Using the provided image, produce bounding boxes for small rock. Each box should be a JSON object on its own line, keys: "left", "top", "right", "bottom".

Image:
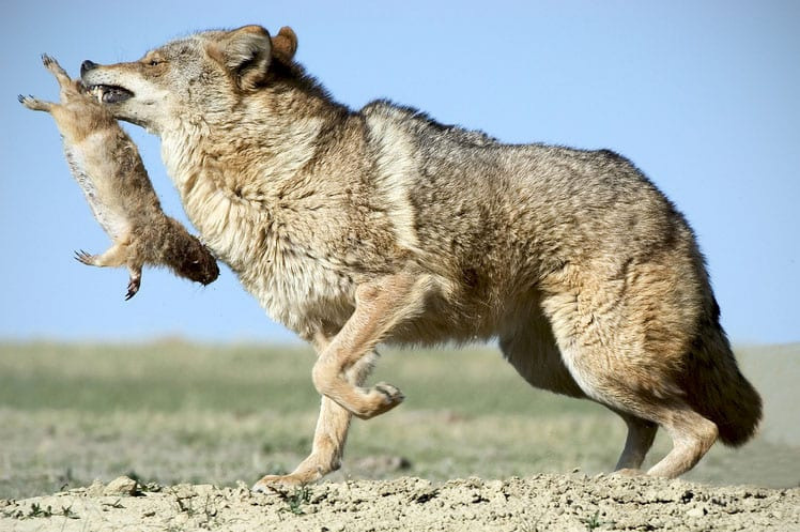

{"left": 193, "top": 484, "right": 215, "bottom": 497}
{"left": 486, "top": 480, "right": 504, "bottom": 491}
{"left": 171, "top": 485, "right": 197, "bottom": 499}
{"left": 686, "top": 507, "right": 706, "bottom": 518}
{"left": 104, "top": 476, "right": 139, "bottom": 496}
{"left": 87, "top": 479, "right": 106, "bottom": 496}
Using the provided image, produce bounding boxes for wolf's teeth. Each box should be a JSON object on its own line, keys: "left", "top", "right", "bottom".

{"left": 88, "top": 86, "right": 104, "bottom": 102}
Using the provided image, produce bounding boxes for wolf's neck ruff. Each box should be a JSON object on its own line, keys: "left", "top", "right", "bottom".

{"left": 158, "top": 103, "right": 386, "bottom": 338}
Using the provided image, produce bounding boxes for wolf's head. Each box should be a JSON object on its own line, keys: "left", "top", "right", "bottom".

{"left": 81, "top": 25, "right": 300, "bottom": 135}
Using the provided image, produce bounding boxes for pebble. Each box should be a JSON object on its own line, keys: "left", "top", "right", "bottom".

{"left": 686, "top": 507, "right": 706, "bottom": 518}
{"left": 104, "top": 476, "right": 139, "bottom": 496}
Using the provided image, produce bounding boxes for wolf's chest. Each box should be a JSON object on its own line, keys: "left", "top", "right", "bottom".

{"left": 241, "top": 248, "right": 357, "bottom": 337}
{"left": 181, "top": 185, "right": 357, "bottom": 336}
{"left": 229, "top": 228, "right": 357, "bottom": 337}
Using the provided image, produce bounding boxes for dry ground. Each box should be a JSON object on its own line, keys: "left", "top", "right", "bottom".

{"left": 2, "top": 474, "right": 799, "bottom": 531}
{"left": 0, "top": 342, "right": 798, "bottom": 530}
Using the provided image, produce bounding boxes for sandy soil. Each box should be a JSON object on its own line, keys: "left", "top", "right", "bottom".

{"left": 2, "top": 474, "right": 798, "bottom": 531}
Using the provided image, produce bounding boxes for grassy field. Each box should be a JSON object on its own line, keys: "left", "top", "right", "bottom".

{"left": 1, "top": 341, "right": 798, "bottom": 500}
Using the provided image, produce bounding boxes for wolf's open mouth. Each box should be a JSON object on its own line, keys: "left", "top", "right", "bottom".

{"left": 87, "top": 84, "right": 134, "bottom": 104}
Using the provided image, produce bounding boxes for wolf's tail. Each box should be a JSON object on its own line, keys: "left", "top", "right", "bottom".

{"left": 684, "top": 299, "right": 762, "bottom": 446}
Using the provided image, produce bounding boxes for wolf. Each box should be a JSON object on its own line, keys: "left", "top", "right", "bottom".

{"left": 78, "top": 24, "right": 761, "bottom": 489}
{"left": 20, "top": 55, "right": 219, "bottom": 299}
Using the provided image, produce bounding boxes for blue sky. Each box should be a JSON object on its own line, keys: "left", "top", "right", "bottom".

{"left": 1, "top": 1, "right": 798, "bottom": 344}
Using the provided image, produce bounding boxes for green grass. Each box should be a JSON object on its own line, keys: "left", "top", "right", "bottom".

{"left": 0, "top": 342, "right": 320, "bottom": 414}
{"left": 0, "top": 341, "right": 797, "bottom": 499}
{"left": 0, "top": 341, "right": 600, "bottom": 416}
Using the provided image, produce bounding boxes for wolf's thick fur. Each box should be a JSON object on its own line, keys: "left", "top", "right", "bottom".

{"left": 20, "top": 55, "right": 219, "bottom": 299}
{"left": 79, "top": 25, "right": 761, "bottom": 487}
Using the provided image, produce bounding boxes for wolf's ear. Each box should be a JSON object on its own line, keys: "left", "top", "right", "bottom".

{"left": 271, "top": 26, "right": 298, "bottom": 62}
{"left": 207, "top": 25, "right": 272, "bottom": 91}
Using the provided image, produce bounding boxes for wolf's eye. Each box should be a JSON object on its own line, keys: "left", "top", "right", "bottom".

{"left": 147, "top": 58, "right": 164, "bottom": 67}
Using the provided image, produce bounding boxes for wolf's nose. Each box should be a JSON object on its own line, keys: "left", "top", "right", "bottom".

{"left": 80, "top": 60, "right": 98, "bottom": 77}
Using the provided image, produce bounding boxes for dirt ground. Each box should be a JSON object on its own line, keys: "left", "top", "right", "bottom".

{"left": 2, "top": 342, "right": 798, "bottom": 531}
{"left": 2, "top": 474, "right": 799, "bottom": 531}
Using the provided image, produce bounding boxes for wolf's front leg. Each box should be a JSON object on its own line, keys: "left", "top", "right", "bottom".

{"left": 253, "top": 396, "right": 354, "bottom": 491}
{"left": 312, "top": 273, "right": 434, "bottom": 419}
{"left": 252, "top": 341, "right": 378, "bottom": 492}
{"left": 252, "top": 273, "right": 435, "bottom": 492}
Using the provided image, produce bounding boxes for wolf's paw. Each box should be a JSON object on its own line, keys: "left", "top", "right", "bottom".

{"left": 251, "top": 474, "right": 307, "bottom": 494}
{"left": 613, "top": 468, "right": 645, "bottom": 477}
{"left": 355, "top": 382, "right": 404, "bottom": 420}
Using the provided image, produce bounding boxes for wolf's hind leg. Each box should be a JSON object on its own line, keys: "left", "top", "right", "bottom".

{"left": 566, "top": 347, "right": 717, "bottom": 478}
{"left": 562, "top": 338, "right": 716, "bottom": 478}
{"left": 644, "top": 409, "right": 717, "bottom": 478}
{"left": 542, "top": 288, "right": 718, "bottom": 478}
{"left": 311, "top": 273, "right": 434, "bottom": 420}
{"left": 500, "top": 317, "right": 658, "bottom": 473}
{"left": 613, "top": 411, "right": 658, "bottom": 472}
